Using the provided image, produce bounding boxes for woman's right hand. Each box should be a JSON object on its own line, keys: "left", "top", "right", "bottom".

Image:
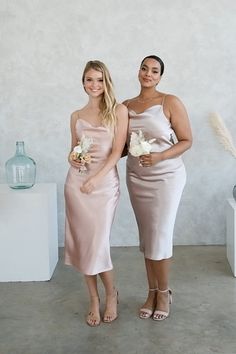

{"left": 139, "top": 152, "right": 163, "bottom": 167}
{"left": 68, "top": 154, "right": 83, "bottom": 169}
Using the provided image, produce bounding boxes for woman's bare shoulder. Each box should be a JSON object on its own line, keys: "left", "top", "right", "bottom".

{"left": 122, "top": 97, "right": 138, "bottom": 107}
{"left": 165, "top": 94, "right": 183, "bottom": 104}
{"left": 71, "top": 110, "right": 79, "bottom": 117}
{"left": 70, "top": 108, "right": 85, "bottom": 122}
{"left": 116, "top": 103, "right": 128, "bottom": 114}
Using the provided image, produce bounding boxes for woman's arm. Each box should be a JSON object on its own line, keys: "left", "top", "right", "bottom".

{"left": 67, "top": 111, "right": 83, "bottom": 169}
{"left": 80, "top": 104, "right": 129, "bottom": 194}
{"left": 163, "top": 95, "right": 192, "bottom": 158}
{"left": 140, "top": 95, "right": 192, "bottom": 167}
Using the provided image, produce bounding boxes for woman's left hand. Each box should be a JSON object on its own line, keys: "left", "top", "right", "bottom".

{"left": 80, "top": 177, "right": 98, "bottom": 194}
{"left": 139, "top": 152, "right": 162, "bottom": 167}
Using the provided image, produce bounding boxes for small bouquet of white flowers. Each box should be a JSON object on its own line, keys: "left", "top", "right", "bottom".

{"left": 129, "top": 130, "right": 156, "bottom": 157}
{"left": 70, "top": 135, "right": 93, "bottom": 174}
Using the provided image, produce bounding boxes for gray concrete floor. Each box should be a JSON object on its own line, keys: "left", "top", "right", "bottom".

{"left": 0, "top": 246, "right": 236, "bottom": 354}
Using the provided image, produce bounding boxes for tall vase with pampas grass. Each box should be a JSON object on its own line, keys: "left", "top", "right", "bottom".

{"left": 209, "top": 112, "right": 236, "bottom": 200}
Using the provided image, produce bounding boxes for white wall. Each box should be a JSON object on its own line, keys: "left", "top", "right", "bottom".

{"left": 1, "top": 0, "right": 236, "bottom": 246}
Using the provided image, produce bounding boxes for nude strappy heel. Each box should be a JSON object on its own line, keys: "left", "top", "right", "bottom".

{"left": 103, "top": 289, "right": 119, "bottom": 323}
{"left": 152, "top": 288, "right": 172, "bottom": 321}
{"left": 86, "top": 296, "right": 101, "bottom": 327}
{"left": 139, "top": 288, "right": 158, "bottom": 319}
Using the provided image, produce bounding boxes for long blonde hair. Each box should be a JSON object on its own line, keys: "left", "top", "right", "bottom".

{"left": 82, "top": 60, "right": 117, "bottom": 133}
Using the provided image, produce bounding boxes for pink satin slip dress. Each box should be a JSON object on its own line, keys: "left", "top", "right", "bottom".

{"left": 64, "top": 118, "right": 119, "bottom": 275}
{"left": 126, "top": 102, "right": 186, "bottom": 260}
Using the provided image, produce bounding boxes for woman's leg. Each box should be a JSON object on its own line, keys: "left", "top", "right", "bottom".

{"left": 139, "top": 258, "right": 158, "bottom": 318}
{"left": 151, "top": 258, "right": 172, "bottom": 320}
{"left": 84, "top": 274, "right": 101, "bottom": 326}
{"left": 99, "top": 270, "right": 118, "bottom": 323}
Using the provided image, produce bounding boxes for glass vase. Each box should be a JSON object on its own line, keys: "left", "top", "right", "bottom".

{"left": 5, "top": 141, "right": 36, "bottom": 189}
{"left": 233, "top": 185, "right": 236, "bottom": 201}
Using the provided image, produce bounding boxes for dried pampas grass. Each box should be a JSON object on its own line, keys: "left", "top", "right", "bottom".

{"left": 209, "top": 112, "right": 236, "bottom": 158}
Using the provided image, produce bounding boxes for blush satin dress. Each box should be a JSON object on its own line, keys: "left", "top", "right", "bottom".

{"left": 126, "top": 102, "right": 186, "bottom": 260}
{"left": 64, "top": 119, "right": 119, "bottom": 275}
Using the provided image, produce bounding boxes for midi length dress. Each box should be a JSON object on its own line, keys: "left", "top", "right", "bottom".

{"left": 64, "top": 119, "right": 119, "bottom": 275}
{"left": 126, "top": 104, "right": 186, "bottom": 260}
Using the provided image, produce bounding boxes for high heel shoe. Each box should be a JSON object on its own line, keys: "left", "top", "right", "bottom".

{"left": 86, "top": 296, "right": 101, "bottom": 327}
{"left": 139, "top": 288, "right": 157, "bottom": 319}
{"left": 152, "top": 288, "right": 172, "bottom": 321}
{"left": 103, "top": 289, "right": 119, "bottom": 323}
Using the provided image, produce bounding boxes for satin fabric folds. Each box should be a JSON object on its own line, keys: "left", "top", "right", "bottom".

{"left": 64, "top": 119, "right": 119, "bottom": 275}
{"left": 126, "top": 104, "right": 186, "bottom": 261}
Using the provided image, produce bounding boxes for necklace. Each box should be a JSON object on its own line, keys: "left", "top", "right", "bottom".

{"left": 136, "top": 95, "right": 160, "bottom": 103}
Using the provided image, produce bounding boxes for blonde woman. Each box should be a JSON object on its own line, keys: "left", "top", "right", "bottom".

{"left": 64, "top": 60, "right": 128, "bottom": 327}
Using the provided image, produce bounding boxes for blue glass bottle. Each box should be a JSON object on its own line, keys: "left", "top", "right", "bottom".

{"left": 5, "top": 141, "right": 36, "bottom": 189}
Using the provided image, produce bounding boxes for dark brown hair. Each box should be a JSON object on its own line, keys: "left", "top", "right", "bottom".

{"left": 141, "top": 55, "right": 164, "bottom": 75}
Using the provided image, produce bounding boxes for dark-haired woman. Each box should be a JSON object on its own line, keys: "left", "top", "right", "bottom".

{"left": 123, "top": 55, "right": 192, "bottom": 321}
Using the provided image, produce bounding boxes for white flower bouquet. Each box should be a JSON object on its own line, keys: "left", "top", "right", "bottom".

{"left": 70, "top": 135, "right": 93, "bottom": 174}
{"left": 129, "top": 130, "right": 156, "bottom": 157}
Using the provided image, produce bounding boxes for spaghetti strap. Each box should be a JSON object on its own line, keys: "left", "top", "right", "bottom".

{"left": 161, "top": 94, "right": 167, "bottom": 107}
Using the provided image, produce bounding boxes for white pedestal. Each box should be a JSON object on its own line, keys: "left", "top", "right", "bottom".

{"left": 0, "top": 183, "right": 58, "bottom": 281}
{"left": 226, "top": 198, "right": 236, "bottom": 277}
